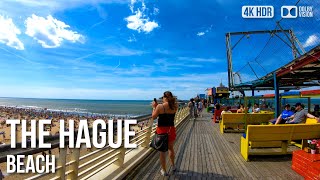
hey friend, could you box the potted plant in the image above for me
[310,139,317,154]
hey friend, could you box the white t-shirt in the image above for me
[198,102,203,109]
[253,108,260,113]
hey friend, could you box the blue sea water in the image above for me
[0,97,153,116]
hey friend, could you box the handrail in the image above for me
[26,105,190,180]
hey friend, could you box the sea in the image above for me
[0,97,154,117]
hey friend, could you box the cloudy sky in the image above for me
[0,0,319,100]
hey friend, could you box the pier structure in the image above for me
[226,26,320,118]
[20,110,302,180]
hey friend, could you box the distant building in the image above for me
[206,83,230,104]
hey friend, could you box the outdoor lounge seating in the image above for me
[219,113,274,133]
[240,123,320,161]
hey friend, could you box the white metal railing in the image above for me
[26,106,190,180]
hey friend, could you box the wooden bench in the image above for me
[219,113,274,133]
[240,123,320,161]
[306,118,318,124]
[250,118,319,149]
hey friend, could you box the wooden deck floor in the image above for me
[126,112,302,180]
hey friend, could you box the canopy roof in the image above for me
[232,45,320,90]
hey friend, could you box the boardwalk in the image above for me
[127,112,302,180]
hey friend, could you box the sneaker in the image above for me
[172,165,177,172]
[160,169,168,176]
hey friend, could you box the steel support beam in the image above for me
[226,33,234,89]
[228,29,290,36]
[274,72,280,118]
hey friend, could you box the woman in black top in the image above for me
[152,91,178,176]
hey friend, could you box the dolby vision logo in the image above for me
[281,6,298,18]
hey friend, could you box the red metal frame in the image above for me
[276,51,320,77]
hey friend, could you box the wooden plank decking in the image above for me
[126,112,303,180]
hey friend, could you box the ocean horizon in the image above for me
[0,97,156,117]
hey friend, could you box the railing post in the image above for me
[67,148,80,179]
[115,127,126,167]
[142,118,154,148]
[56,148,67,180]
[175,109,181,123]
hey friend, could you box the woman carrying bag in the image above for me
[151,91,178,176]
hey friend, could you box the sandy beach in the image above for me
[0,106,149,180]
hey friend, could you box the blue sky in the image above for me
[0,0,319,100]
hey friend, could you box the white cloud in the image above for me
[155,49,170,55]
[72,46,144,61]
[0,71,229,100]
[154,58,203,69]
[25,14,84,48]
[196,25,213,37]
[178,57,220,63]
[128,34,137,42]
[197,32,205,36]
[0,15,24,50]
[103,46,145,56]
[125,10,159,33]
[113,65,155,76]
[125,0,159,33]
[153,7,160,15]
[303,34,320,48]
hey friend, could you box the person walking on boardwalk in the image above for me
[188,98,195,120]
[152,91,178,176]
[197,100,204,117]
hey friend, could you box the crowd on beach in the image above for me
[0,106,148,147]
[0,106,133,122]
[0,105,152,179]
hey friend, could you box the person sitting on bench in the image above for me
[272,104,294,124]
[252,103,260,113]
[286,102,319,124]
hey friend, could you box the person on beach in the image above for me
[0,169,4,180]
[152,91,178,176]
[271,104,294,124]
[188,98,195,120]
[286,102,320,124]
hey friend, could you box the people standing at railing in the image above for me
[188,98,195,120]
[272,104,294,124]
[286,103,320,124]
[152,91,178,176]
